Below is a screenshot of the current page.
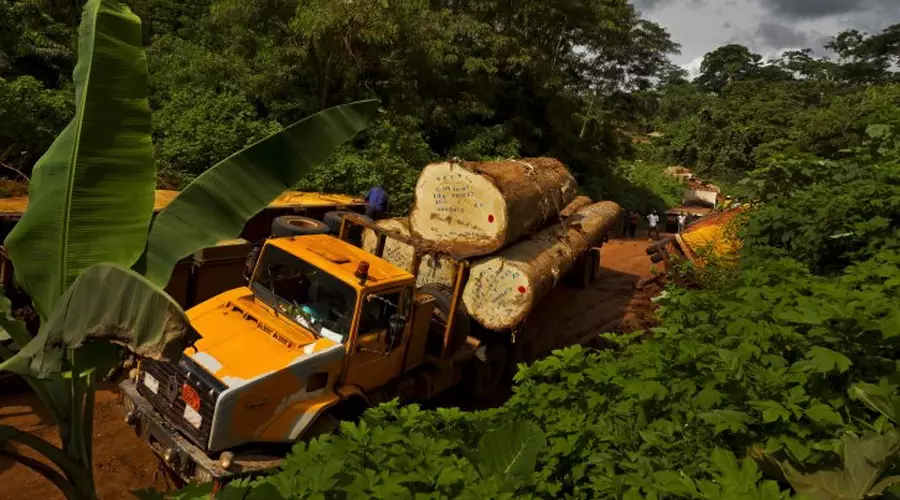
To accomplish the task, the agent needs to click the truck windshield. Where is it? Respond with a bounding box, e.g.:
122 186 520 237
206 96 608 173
251 245 356 343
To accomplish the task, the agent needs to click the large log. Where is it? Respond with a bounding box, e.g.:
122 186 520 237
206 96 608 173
361 218 456 288
560 195 593 218
409 158 578 258
462 201 622 331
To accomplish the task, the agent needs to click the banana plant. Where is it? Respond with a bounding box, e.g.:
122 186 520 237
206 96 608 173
0 0 377 498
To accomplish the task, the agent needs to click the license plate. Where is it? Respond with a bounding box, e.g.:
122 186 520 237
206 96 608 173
181 383 201 411
143 373 159 394
183 404 202 429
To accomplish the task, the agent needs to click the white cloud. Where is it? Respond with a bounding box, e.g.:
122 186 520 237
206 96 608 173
637 0 899 64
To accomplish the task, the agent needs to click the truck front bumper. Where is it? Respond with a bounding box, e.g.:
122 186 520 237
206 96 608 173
119 380 231 484
119 380 283 484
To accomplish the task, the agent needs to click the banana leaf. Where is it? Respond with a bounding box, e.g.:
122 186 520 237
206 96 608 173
474 420 546 479
2 263 195 379
138 100 379 287
4 0 154 320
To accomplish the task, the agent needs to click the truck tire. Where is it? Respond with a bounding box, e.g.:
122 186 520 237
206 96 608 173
271 216 330 238
419 284 470 355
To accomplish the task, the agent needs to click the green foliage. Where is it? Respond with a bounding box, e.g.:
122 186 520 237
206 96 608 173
601 161 685 215
152 88 282 179
0 76 72 171
296 113 435 214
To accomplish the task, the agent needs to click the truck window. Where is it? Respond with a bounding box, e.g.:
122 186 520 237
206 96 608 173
359 291 401 334
251 245 356 343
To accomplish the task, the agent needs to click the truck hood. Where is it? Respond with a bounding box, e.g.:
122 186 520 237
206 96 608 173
184 289 343 387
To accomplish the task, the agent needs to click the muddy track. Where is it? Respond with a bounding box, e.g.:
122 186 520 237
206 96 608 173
0 236 665 500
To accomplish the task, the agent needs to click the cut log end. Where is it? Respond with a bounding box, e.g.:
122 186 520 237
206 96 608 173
463 201 622 331
409 162 508 256
461 259 534 331
410 158 578 258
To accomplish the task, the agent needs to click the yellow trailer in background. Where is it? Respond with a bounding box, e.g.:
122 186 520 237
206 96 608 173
0 190 365 309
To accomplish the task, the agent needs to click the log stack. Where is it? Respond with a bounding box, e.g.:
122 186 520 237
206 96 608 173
365 157 621 331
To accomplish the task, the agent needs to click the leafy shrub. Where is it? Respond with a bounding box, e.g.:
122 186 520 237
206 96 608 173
0 76 71 172
599 161 685 215
742 125 900 273
151 88 282 178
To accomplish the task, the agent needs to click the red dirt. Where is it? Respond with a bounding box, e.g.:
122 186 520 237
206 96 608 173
0 235 666 500
0 383 169 500
524 236 665 353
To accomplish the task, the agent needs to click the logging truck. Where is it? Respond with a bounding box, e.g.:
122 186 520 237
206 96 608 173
119 209 617 488
119 158 621 486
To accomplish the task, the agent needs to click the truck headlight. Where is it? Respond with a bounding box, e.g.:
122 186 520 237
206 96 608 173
219 451 234 470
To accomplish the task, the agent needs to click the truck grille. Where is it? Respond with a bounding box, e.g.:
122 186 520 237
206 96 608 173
136 357 222 450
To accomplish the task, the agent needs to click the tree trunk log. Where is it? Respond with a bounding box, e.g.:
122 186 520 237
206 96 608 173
361 218 456 288
462 201 622 331
409 158 578 258
560 195 593 218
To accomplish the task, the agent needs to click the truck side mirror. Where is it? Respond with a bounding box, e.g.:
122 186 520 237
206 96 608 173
243 245 261 282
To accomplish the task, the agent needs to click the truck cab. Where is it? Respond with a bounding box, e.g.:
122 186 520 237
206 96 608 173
120 233 446 485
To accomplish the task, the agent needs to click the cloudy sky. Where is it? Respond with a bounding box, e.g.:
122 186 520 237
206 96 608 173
636 0 900 75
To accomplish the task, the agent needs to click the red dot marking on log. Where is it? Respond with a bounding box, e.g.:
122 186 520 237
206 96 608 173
518 286 527 294
488 214 495 223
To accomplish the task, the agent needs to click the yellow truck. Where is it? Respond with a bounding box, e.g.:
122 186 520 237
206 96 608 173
119 213 606 488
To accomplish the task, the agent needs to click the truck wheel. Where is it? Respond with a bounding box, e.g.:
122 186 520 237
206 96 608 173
323 211 371 234
271 216 330 238
468 343 510 403
419 284 470 355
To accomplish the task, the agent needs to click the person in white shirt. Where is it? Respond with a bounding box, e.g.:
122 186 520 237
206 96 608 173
677 213 687 233
647 210 661 240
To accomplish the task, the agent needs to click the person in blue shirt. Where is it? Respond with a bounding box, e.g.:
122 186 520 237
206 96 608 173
364 185 388 220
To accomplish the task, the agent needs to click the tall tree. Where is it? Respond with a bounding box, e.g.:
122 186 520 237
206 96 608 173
696 44 762 93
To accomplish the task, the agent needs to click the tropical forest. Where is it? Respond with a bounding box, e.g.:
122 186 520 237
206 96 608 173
0 0 899 499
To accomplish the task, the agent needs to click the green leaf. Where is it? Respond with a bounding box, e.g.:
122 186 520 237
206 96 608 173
795 346 852 374
474 420 546 478
5 0 154 320
848 383 900 424
775 432 900 500
753 400 791 423
139 100 379 287
652 470 698 496
3 263 196 378
700 410 752 436
806 403 844 426
0 295 31 349
867 124 890 139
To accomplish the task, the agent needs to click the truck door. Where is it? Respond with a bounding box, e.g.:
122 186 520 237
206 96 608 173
343 287 413 391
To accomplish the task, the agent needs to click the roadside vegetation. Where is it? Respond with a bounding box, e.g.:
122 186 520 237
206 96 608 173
1 0 899 499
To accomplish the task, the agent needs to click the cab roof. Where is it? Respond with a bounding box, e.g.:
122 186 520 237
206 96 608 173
267 234 414 291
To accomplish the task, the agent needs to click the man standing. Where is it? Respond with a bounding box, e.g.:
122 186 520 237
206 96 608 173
647 210 660 241
364 184 388 220
629 210 639 238
677 213 687 234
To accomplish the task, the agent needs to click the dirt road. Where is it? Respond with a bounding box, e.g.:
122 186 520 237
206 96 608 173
0 236 663 500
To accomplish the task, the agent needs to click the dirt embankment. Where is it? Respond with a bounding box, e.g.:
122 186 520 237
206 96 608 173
0 235 666 500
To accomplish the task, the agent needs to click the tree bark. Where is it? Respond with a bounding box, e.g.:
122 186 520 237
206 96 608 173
462 201 622 331
409 158 578 258
560 195 592 218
